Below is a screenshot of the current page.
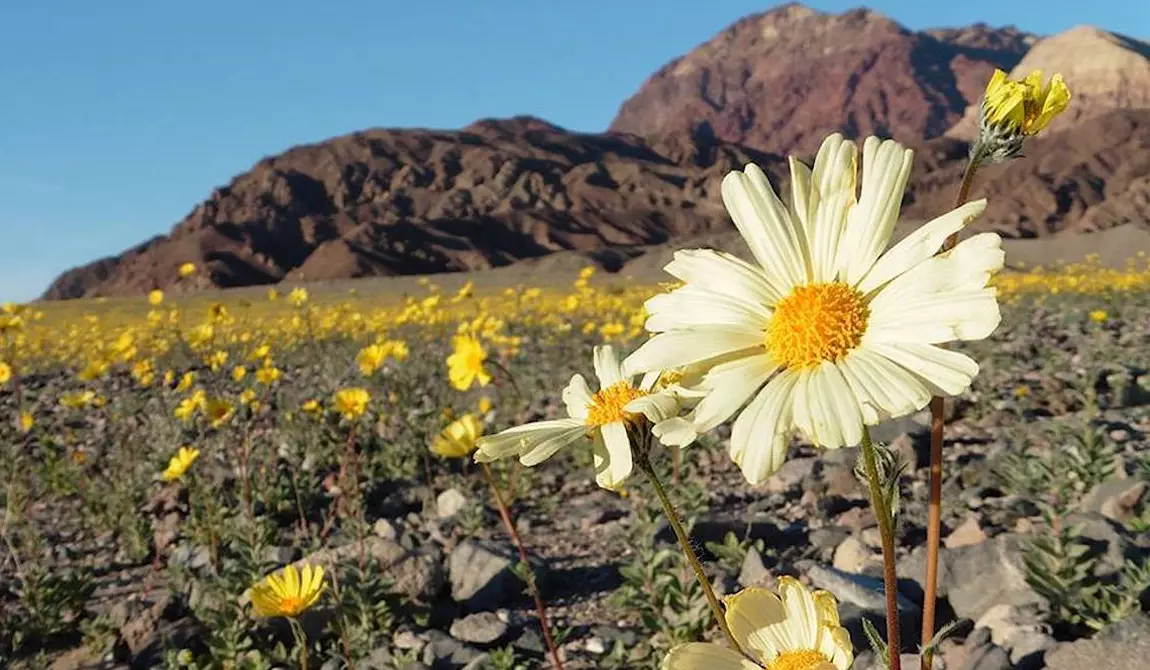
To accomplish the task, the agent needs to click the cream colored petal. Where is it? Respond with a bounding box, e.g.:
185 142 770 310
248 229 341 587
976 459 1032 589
868 231 1003 307
730 369 799 484
474 419 586 462
563 373 593 420
593 345 624 388
865 289 1002 345
819 626 854 670
857 200 986 295
662 248 782 307
661 643 762 670
867 342 979 397
645 285 772 333
623 328 765 375
723 587 791 660
519 424 595 467
838 348 931 424
652 417 699 447
721 164 808 291
807 134 858 282
791 364 863 449
690 353 778 433
625 392 679 423
839 137 914 285
599 421 634 487
777 576 820 649
789 155 814 256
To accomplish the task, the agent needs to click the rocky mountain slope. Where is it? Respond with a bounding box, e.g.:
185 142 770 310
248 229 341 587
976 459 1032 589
608 4 1033 156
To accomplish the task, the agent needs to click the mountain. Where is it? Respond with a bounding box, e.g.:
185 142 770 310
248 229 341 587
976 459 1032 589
948 26 1150 139
42 118 783 299
607 4 1033 156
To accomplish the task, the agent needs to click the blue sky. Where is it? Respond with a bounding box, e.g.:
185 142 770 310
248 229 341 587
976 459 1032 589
1 1 1145 302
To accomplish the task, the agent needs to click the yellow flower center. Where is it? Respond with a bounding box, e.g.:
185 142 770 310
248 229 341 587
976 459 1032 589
767 649 829 670
279 595 304 617
585 381 646 427
766 282 869 369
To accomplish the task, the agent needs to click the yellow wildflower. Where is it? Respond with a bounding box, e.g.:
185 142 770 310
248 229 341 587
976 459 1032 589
256 365 282 385
178 262 196 277
161 447 200 482
175 372 196 392
18 412 33 433
983 68 1071 136
446 335 492 391
333 388 370 420
232 365 248 382
1089 309 1108 323
148 289 164 305
205 397 235 428
432 414 484 459
251 564 326 618
0 361 10 385
356 343 388 376
289 287 309 306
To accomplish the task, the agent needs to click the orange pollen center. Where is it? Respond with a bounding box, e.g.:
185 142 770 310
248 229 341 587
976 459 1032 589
766 282 869 369
279 595 304 616
585 381 646 427
767 649 828 670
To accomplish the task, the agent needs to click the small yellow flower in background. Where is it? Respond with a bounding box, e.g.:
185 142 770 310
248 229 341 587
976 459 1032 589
60 390 97 409
256 364 282 385
206 350 229 372
301 399 321 415
148 289 164 305
1089 309 1108 323
240 389 258 407
232 365 248 382
163 370 175 386
432 414 484 458
289 287 309 306
477 396 493 414
1014 385 1031 399
333 388 370 420
249 344 271 361
447 334 492 391
18 412 34 433
205 397 235 428
77 358 110 382
175 371 196 392
178 262 196 278
357 343 388 376
267 287 280 301
71 450 87 465
983 69 1071 137
387 391 400 404
162 446 200 482
662 577 852 670
0 361 10 385
251 563 326 618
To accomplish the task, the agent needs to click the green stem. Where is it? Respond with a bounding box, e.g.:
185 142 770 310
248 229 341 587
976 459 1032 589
289 617 309 670
860 429 902 670
636 453 743 655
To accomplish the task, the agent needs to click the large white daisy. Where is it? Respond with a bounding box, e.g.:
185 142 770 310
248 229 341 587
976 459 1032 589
624 133 1004 484
475 345 681 489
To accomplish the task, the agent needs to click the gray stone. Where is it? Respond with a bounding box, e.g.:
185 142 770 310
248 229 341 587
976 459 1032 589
450 612 510 645
852 652 942 670
959 643 1011 670
1080 478 1149 524
738 547 771 588
584 636 608 655
460 655 492 670
1007 631 1056 667
263 545 296 565
1044 634 1150 670
449 541 527 611
437 488 470 519
810 526 852 553
905 534 1044 620
833 536 876 573
422 629 484 667
287 537 443 602
806 564 920 649
1096 612 1150 642
373 518 400 540
944 515 987 549
765 457 817 493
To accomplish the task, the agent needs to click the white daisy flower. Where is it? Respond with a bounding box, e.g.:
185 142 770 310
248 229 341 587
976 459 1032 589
662 577 853 670
624 133 1004 484
475 345 681 489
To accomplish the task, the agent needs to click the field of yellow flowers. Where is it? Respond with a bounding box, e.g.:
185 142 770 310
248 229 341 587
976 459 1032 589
2 259 1150 670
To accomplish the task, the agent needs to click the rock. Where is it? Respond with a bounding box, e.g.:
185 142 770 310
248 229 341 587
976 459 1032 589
765 457 817 493
904 534 1043 620
450 612 510 645
1043 631 1150 670
1081 478 1149 523
449 540 532 611
832 536 876 573
264 545 296 565
738 547 772 588
945 516 987 549
1096 612 1150 642
373 518 400 540
959 642 1012 670
421 629 485 668
1007 630 1056 668
852 652 943 670
810 526 853 553
291 537 443 602
437 488 470 519
119 616 200 669
806 564 921 648
460 655 492 670
584 636 608 655
1063 512 1138 578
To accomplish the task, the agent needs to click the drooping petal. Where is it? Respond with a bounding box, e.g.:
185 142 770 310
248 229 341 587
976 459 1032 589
790 364 864 449
723 586 792 661
838 137 914 285
690 353 778 433
652 417 699 447
661 248 781 309
625 392 679 423
867 341 980 397
595 422 634 489
837 348 932 424
623 328 765 376
661 643 762 670
857 199 987 295
519 423 596 467
729 369 799 483
721 164 808 291
475 419 587 462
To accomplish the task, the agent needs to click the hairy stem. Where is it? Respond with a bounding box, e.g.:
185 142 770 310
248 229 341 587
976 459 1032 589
481 463 565 670
860 429 902 670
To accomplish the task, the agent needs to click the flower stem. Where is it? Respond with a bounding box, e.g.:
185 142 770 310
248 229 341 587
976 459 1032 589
860 429 902 670
922 150 983 670
288 617 309 670
635 453 742 655
480 463 565 670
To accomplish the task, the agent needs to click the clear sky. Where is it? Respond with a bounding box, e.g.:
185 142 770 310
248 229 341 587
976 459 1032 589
1 1 1145 303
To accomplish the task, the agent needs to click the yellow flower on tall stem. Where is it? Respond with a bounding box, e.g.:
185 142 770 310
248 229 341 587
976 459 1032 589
161 447 200 482
333 388 370 421
976 68 1071 165
250 563 326 670
432 414 483 458
663 579 852 670
447 334 492 390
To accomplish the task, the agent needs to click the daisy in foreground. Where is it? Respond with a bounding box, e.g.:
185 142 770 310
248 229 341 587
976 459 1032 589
625 133 1004 484
251 563 326 618
663 577 852 670
475 345 680 489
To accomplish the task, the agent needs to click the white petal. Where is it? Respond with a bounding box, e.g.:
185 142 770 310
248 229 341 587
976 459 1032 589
866 289 1002 344
562 374 593 420
838 137 914 285
789 155 814 252
595 422 633 489
838 348 932 424
721 164 807 291
662 248 781 307
593 345 624 388
806 134 858 282
625 391 679 423
867 231 1004 311
652 417 699 448
661 643 762 670
623 328 764 376
691 353 779 433
791 364 863 449
645 285 771 333
475 418 586 463
857 199 987 295
730 370 799 484
723 587 792 660
867 342 979 396
779 578 821 649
